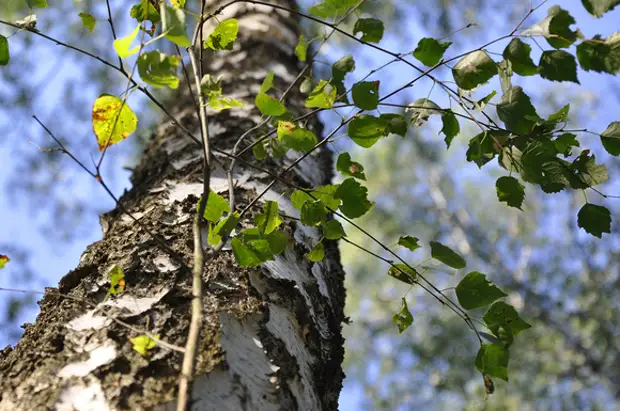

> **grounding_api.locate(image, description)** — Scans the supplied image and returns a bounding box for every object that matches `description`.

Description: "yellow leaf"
[130,334,159,356]
[113,24,140,58]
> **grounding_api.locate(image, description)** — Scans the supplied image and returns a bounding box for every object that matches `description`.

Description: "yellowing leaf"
[0,254,10,269]
[113,24,141,58]
[107,265,125,295]
[92,94,138,151]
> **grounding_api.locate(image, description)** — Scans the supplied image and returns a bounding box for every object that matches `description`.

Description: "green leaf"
[205,19,238,50]
[107,265,125,295]
[484,301,531,338]
[553,133,579,156]
[336,152,366,180]
[200,74,221,96]
[201,75,245,110]
[308,2,348,18]
[295,34,307,62]
[502,38,538,76]
[398,236,421,252]
[452,51,497,90]
[456,271,508,310]
[208,212,240,246]
[577,33,620,74]
[441,110,460,148]
[499,145,524,173]
[475,344,509,381]
[231,237,264,267]
[547,104,570,124]
[78,12,96,33]
[546,6,579,49]
[393,298,414,334]
[162,6,191,47]
[581,0,620,17]
[198,189,231,222]
[523,6,578,49]
[352,80,380,110]
[539,50,579,83]
[430,241,466,269]
[256,93,287,116]
[519,143,571,191]
[381,113,408,137]
[577,203,611,238]
[277,121,317,152]
[332,54,355,103]
[322,220,346,240]
[301,200,327,226]
[348,115,388,148]
[600,121,620,156]
[0,35,9,66]
[208,95,244,111]
[130,1,161,27]
[353,18,384,43]
[413,37,452,66]
[569,152,608,188]
[26,0,47,8]
[474,91,497,111]
[326,0,359,7]
[255,201,282,235]
[291,190,313,209]
[497,60,513,94]
[407,99,441,126]
[130,334,158,356]
[253,141,268,160]
[113,24,141,58]
[496,176,525,209]
[260,70,275,94]
[231,228,286,267]
[335,178,373,219]
[306,242,325,262]
[332,54,356,81]
[92,94,138,150]
[496,86,540,134]
[265,230,289,255]
[387,264,418,285]
[312,185,342,210]
[137,51,180,89]
[466,130,507,168]
[305,80,336,109]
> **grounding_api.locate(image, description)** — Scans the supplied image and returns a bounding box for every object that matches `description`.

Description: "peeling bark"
[0,1,345,410]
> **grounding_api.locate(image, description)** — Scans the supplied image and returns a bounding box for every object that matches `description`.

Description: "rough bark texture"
[0,2,346,409]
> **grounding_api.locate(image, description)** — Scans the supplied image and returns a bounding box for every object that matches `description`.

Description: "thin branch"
[176,42,212,411]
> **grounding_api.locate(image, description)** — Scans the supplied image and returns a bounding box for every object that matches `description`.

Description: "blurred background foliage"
[1,0,619,410]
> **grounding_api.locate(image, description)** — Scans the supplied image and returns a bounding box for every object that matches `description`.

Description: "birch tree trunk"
[0,1,346,409]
